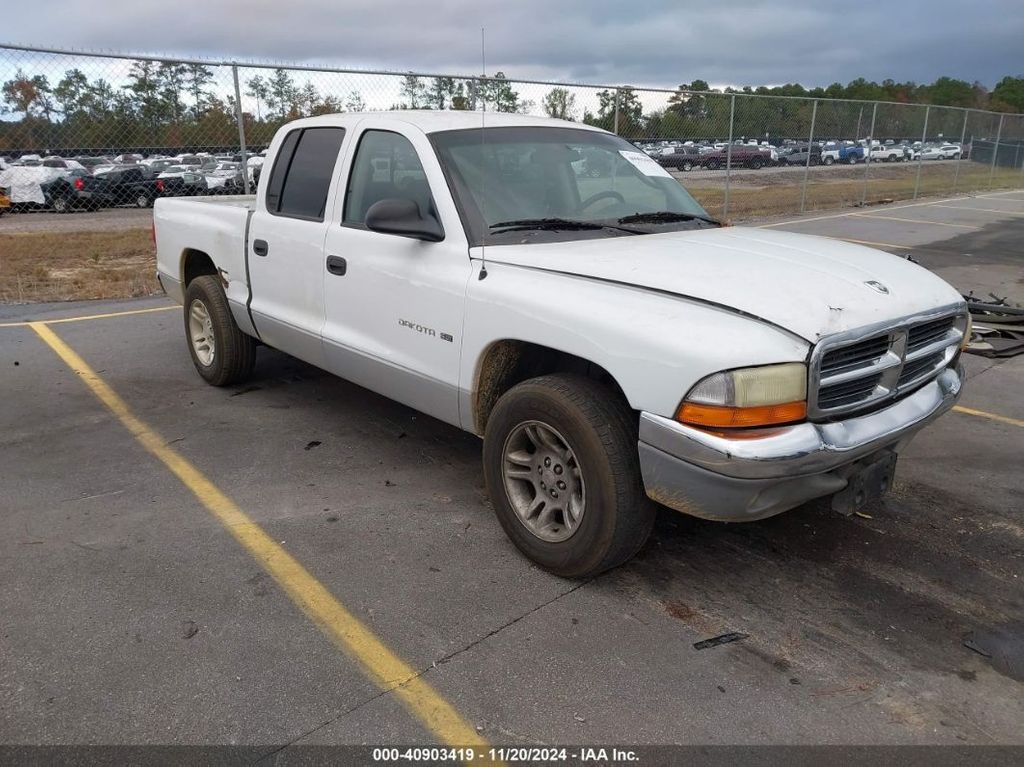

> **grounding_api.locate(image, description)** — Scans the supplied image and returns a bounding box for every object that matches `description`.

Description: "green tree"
[480,72,522,112]
[53,69,91,118]
[2,69,57,120]
[430,77,457,109]
[345,91,366,112]
[157,62,188,123]
[246,75,269,120]
[991,76,1024,111]
[541,87,576,120]
[400,74,427,108]
[667,79,711,118]
[267,69,299,118]
[184,64,215,117]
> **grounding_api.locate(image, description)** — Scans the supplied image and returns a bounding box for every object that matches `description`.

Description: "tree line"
[2,61,1022,152]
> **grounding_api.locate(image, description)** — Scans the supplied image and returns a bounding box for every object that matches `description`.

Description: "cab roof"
[277,110,607,135]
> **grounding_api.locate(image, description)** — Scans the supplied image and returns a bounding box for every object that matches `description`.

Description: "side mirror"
[365,198,444,242]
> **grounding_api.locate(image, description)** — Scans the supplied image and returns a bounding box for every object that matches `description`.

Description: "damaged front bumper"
[638,365,963,521]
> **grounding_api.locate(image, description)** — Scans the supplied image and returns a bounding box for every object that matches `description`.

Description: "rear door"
[247,125,348,368]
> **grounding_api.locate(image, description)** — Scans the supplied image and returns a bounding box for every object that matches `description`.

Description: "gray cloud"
[6,0,1022,88]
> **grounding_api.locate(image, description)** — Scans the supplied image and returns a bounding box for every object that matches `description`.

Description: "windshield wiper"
[617,211,721,226]
[489,217,640,234]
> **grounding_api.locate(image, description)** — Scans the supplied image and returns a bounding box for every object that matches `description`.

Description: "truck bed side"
[154,196,256,334]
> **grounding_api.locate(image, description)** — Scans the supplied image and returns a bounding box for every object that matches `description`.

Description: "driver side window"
[343,130,433,226]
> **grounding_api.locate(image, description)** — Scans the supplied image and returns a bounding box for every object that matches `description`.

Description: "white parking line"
[931,204,1024,216]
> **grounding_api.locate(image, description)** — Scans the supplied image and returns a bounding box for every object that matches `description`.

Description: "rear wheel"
[824,156,835,166]
[847,154,858,165]
[483,374,655,578]
[183,275,256,386]
[681,161,693,172]
[51,196,70,214]
[749,157,764,170]
[706,158,721,170]
[135,192,151,208]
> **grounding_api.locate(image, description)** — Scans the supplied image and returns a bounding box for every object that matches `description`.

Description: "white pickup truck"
[155,112,967,577]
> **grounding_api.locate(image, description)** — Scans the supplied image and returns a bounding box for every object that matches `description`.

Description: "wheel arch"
[469,339,631,436]
[181,248,218,288]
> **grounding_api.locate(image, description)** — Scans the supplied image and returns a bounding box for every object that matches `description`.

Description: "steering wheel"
[580,190,625,210]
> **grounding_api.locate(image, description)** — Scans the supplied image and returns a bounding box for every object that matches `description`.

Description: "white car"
[921,144,961,160]
[154,111,967,577]
[870,145,909,162]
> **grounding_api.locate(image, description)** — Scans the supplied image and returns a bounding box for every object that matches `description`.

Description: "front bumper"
[639,366,962,521]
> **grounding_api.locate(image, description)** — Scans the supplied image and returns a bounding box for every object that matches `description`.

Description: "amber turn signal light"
[676,400,807,429]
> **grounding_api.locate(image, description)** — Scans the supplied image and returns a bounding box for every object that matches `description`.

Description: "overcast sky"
[4,0,1022,89]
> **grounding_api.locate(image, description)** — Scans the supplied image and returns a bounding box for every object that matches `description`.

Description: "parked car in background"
[40,168,113,212]
[777,144,822,166]
[94,165,172,208]
[699,145,771,170]
[41,157,87,171]
[203,162,246,194]
[869,144,908,162]
[921,144,961,160]
[0,185,10,215]
[657,145,702,171]
[821,142,864,165]
[73,156,115,173]
[157,165,209,195]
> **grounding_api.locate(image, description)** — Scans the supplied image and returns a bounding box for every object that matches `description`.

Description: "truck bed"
[154,195,256,312]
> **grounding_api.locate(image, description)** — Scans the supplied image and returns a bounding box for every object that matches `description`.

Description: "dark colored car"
[699,145,771,170]
[94,165,192,208]
[656,146,702,171]
[40,169,113,212]
[778,144,822,166]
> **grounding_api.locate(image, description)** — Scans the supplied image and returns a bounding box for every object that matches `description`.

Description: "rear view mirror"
[365,198,444,242]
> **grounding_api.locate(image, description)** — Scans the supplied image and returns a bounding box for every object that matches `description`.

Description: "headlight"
[676,362,807,429]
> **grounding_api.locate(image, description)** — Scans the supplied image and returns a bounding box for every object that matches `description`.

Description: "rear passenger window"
[266,127,345,221]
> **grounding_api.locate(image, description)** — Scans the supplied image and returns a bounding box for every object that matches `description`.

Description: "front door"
[321,124,471,427]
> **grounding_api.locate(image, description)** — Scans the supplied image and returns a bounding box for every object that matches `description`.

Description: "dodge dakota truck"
[154,112,967,577]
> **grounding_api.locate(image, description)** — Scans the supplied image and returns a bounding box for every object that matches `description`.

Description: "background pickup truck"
[155,112,968,578]
[821,142,865,165]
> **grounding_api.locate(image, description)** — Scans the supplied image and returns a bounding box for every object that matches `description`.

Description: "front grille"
[810,308,964,419]
[821,335,889,376]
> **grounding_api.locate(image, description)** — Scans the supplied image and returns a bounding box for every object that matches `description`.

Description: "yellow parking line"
[28,321,491,755]
[833,237,911,249]
[852,213,978,229]
[931,204,1024,216]
[953,405,1024,429]
[0,305,176,328]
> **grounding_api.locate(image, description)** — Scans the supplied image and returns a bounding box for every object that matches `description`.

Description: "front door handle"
[253,239,269,257]
[326,255,347,276]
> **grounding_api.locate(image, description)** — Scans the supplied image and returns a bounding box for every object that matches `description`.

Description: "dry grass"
[690,164,1024,221]
[0,228,158,303]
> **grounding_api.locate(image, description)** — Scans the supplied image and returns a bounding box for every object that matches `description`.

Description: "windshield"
[430,126,714,245]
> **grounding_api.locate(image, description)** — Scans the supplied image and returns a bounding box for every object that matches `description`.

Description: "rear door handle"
[253,239,269,257]
[326,255,347,276]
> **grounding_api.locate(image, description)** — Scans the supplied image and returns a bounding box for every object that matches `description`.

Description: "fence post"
[231,64,251,195]
[613,89,621,136]
[952,109,969,195]
[723,94,735,219]
[800,100,818,214]
[913,105,930,200]
[989,113,1004,189]
[860,101,878,205]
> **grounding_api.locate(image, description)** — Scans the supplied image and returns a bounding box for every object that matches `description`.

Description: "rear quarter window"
[266,127,346,221]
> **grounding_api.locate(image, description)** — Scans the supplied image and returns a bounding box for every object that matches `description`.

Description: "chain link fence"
[2,43,1023,222]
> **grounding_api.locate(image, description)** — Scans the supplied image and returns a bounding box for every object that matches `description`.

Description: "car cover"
[0,166,68,204]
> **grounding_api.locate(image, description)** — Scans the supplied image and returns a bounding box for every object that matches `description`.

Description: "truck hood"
[480,226,964,341]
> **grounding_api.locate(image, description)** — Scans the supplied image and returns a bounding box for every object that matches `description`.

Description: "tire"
[706,158,721,170]
[483,374,655,578]
[681,161,693,172]
[51,196,70,214]
[749,157,763,170]
[823,156,834,166]
[135,193,152,208]
[847,154,858,165]
[183,275,256,386]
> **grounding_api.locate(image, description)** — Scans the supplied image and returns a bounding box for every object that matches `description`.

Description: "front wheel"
[183,275,256,386]
[823,156,835,165]
[483,374,655,578]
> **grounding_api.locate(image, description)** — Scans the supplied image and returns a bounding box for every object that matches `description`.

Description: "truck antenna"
[478,26,488,281]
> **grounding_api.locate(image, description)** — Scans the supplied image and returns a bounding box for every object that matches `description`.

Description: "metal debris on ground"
[693,632,749,650]
[963,293,1024,358]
